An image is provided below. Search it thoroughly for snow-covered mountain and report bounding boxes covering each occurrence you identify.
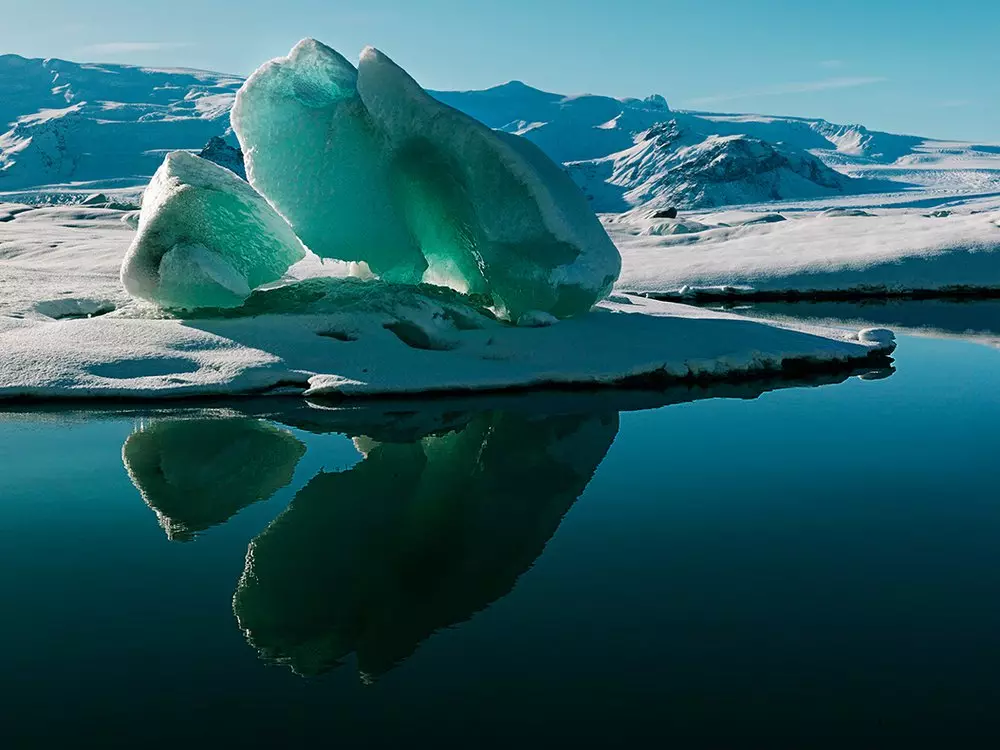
[2,52,998,210]
[0,54,241,190]
[566,119,875,211]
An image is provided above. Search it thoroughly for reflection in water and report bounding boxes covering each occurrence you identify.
[119,369,888,679]
[123,419,305,541]
[734,299,1000,345]
[235,410,618,679]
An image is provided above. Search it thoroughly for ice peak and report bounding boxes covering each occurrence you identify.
[359,45,381,63]
[226,39,621,319]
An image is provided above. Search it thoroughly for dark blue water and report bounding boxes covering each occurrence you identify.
[1,334,999,746]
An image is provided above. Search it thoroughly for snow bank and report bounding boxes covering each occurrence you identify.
[0,205,133,318]
[613,198,1000,299]
[0,272,894,400]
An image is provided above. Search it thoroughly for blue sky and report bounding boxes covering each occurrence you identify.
[2,0,997,141]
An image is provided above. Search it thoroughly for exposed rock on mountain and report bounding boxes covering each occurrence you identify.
[198,136,246,179]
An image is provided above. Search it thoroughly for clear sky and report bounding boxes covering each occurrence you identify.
[2,0,997,142]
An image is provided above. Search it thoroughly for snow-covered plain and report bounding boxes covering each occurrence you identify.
[612,195,1000,299]
[0,202,893,400]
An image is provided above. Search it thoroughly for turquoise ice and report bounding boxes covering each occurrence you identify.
[231,39,621,321]
[120,151,306,309]
[230,40,423,284]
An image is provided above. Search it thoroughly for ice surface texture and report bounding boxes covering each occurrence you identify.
[230,41,419,285]
[231,39,621,320]
[121,151,306,309]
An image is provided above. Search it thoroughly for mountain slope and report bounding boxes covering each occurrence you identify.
[2,52,998,209]
[566,119,896,211]
[0,54,241,190]
[433,81,671,163]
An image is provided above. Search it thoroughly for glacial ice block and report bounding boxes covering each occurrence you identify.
[121,151,306,309]
[230,39,424,283]
[357,46,622,319]
[231,39,621,320]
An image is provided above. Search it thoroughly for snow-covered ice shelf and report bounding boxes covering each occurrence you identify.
[0,195,895,402]
[0,199,895,402]
[613,197,1000,300]
[0,281,894,400]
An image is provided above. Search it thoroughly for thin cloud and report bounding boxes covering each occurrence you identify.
[685,76,887,108]
[81,42,194,55]
[939,99,971,108]
[820,59,844,69]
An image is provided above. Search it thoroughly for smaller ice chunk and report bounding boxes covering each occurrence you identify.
[120,151,306,309]
[858,328,895,348]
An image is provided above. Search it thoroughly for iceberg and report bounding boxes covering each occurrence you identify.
[232,39,621,320]
[230,40,423,285]
[356,46,621,319]
[120,151,306,309]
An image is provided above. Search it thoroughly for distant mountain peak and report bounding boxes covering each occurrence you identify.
[2,51,986,209]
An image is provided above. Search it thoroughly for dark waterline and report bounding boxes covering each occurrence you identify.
[1,334,999,745]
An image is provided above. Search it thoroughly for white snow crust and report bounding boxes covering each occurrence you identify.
[0,204,894,400]
[612,196,1000,298]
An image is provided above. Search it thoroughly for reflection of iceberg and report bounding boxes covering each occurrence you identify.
[111,371,891,676]
[123,419,305,541]
[233,409,618,678]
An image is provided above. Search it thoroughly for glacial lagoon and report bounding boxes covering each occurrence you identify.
[1,331,999,745]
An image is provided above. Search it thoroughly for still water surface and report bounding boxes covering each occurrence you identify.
[1,333,999,745]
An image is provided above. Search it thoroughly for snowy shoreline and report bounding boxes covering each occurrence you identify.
[0,202,898,402]
[0,291,895,402]
[612,196,1000,302]
[637,285,1000,303]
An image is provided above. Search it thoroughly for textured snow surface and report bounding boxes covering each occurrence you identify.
[613,196,1000,297]
[0,205,132,318]
[231,40,620,321]
[0,284,893,400]
[120,151,305,308]
[0,205,896,401]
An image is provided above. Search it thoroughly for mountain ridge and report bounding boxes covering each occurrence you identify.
[2,52,998,208]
